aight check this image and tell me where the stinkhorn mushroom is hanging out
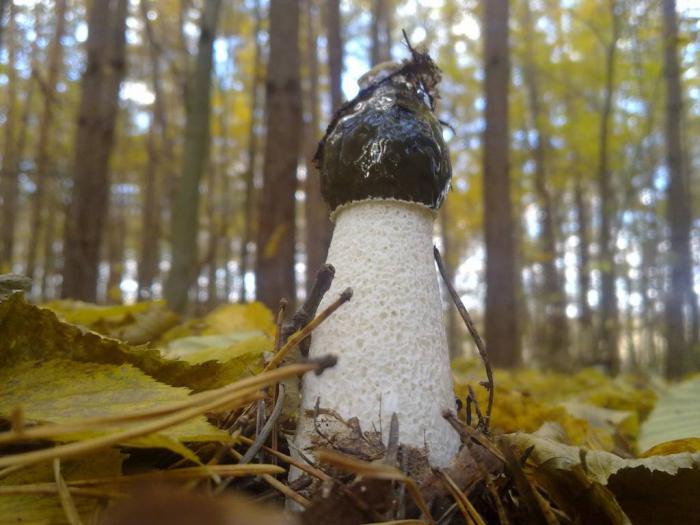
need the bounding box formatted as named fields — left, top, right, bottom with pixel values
left=295, top=52, right=460, bottom=468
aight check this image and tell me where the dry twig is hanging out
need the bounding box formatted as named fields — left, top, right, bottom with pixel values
left=434, top=469, right=486, bottom=525
left=264, top=287, right=352, bottom=371
left=54, top=459, right=84, bottom=525
left=433, top=246, right=494, bottom=432
left=316, top=449, right=436, bottom=525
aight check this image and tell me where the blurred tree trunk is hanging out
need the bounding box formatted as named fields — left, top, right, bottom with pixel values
left=0, top=0, right=9, bottom=56
left=624, top=272, right=637, bottom=370
left=26, top=0, right=67, bottom=282
left=548, top=0, right=592, bottom=359
left=304, top=0, right=331, bottom=291
left=520, top=0, right=569, bottom=369
left=326, top=0, right=344, bottom=112
left=40, top=192, right=61, bottom=300
left=595, top=1, right=621, bottom=374
left=138, top=0, right=170, bottom=299
left=0, top=2, right=18, bottom=271
left=206, top=149, right=221, bottom=310
left=255, top=0, right=302, bottom=310
left=4, top=66, right=36, bottom=272
left=662, top=0, right=696, bottom=378
left=239, top=0, right=262, bottom=303
left=482, top=0, right=520, bottom=367
left=574, top=171, right=593, bottom=344
left=138, top=125, right=161, bottom=299
left=164, top=0, right=222, bottom=313
left=370, top=0, right=391, bottom=66
left=218, top=50, right=233, bottom=303
left=106, top=199, right=126, bottom=303
left=62, top=0, right=128, bottom=301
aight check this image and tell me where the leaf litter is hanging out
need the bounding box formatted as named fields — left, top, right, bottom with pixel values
left=0, top=266, right=698, bottom=523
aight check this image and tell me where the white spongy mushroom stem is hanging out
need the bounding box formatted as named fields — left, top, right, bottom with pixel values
left=297, top=199, right=460, bottom=467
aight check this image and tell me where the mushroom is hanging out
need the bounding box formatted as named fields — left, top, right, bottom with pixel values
left=295, top=55, right=460, bottom=468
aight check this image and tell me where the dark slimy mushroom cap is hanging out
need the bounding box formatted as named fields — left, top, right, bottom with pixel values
left=316, top=51, right=451, bottom=213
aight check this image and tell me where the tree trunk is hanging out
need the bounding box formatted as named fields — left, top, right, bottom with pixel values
left=4, top=68, right=36, bottom=273
left=326, top=0, right=344, bottom=112
left=662, top=0, right=695, bottom=378
left=206, top=149, right=221, bottom=310
left=304, top=0, right=331, bottom=292
left=596, top=0, right=621, bottom=374
left=482, top=0, right=521, bottom=367
left=62, top=0, right=128, bottom=301
left=255, top=0, right=302, bottom=311
left=520, top=0, right=569, bottom=369
left=106, top=199, right=126, bottom=303
left=163, top=0, right=223, bottom=313
left=370, top=0, right=391, bottom=66
left=40, top=188, right=62, bottom=300
left=238, top=0, right=262, bottom=303
left=0, top=2, right=18, bottom=271
left=26, top=0, right=68, bottom=282
left=137, top=0, right=171, bottom=299
left=218, top=50, right=234, bottom=304
left=138, top=124, right=161, bottom=299
left=574, top=172, right=593, bottom=345
left=0, top=0, right=9, bottom=56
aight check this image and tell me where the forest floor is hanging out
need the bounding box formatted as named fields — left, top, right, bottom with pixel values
left=0, top=283, right=698, bottom=524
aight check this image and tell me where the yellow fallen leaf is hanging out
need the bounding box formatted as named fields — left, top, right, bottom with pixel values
left=639, top=377, right=700, bottom=452
left=0, top=449, right=124, bottom=524
left=0, top=359, right=229, bottom=459
left=640, top=438, right=700, bottom=458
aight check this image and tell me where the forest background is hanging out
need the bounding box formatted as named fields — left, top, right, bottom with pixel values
left=0, top=0, right=699, bottom=380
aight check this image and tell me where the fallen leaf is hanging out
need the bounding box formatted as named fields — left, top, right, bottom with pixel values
left=0, top=359, right=229, bottom=458
left=638, top=376, right=700, bottom=452
left=0, top=449, right=124, bottom=524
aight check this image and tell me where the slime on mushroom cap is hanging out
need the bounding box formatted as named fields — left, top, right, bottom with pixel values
left=319, top=60, right=452, bottom=213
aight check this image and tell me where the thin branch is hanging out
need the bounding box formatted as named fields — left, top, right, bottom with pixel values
left=433, top=246, right=494, bottom=432
left=240, top=384, right=286, bottom=465
left=282, top=263, right=335, bottom=353
left=264, top=287, right=352, bottom=371
left=54, top=459, right=83, bottom=525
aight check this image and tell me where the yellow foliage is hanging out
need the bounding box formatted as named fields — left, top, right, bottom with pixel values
left=640, top=438, right=700, bottom=458
left=452, top=359, right=657, bottom=453
left=160, top=301, right=275, bottom=343
left=0, top=450, right=124, bottom=524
